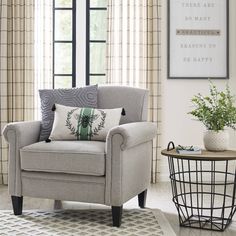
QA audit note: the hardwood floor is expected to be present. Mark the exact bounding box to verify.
[0,182,235,236]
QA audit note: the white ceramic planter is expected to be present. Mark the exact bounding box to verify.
[203,130,229,152]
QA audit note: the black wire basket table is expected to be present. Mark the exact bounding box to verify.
[161,142,236,231]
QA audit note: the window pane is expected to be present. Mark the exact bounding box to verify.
[90,10,107,40]
[54,76,72,88]
[90,75,106,85]
[54,43,72,74]
[90,43,106,74]
[55,10,72,40]
[55,0,72,8]
[90,0,107,8]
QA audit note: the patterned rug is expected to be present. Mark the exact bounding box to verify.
[0,209,176,236]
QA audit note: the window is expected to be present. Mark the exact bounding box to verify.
[53,0,76,88]
[86,0,107,85]
[52,0,107,88]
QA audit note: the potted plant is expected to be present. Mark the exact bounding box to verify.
[189,82,236,151]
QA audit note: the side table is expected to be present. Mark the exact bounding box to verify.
[161,142,236,231]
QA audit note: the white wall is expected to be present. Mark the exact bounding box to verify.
[159,0,236,181]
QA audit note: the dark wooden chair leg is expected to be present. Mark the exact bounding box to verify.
[112,205,123,227]
[54,200,62,210]
[138,189,147,208]
[11,196,23,215]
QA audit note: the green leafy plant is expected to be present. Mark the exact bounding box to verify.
[189,82,236,131]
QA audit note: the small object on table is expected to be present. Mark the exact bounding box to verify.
[176,145,202,154]
[161,141,236,231]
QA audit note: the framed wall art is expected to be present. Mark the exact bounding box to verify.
[168,0,229,79]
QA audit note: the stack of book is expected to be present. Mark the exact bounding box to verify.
[176,145,202,154]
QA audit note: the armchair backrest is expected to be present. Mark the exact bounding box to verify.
[98,86,149,124]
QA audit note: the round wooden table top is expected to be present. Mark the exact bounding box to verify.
[161,149,236,161]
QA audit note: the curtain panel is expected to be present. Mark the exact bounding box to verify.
[34,0,53,119]
[106,0,162,183]
[0,0,35,184]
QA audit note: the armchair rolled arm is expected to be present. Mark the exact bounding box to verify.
[106,122,157,151]
[3,121,41,147]
[2,121,41,196]
[105,122,156,205]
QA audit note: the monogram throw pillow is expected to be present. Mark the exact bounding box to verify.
[49,104,122,141]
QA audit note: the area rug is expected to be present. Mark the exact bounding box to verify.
[0,208,176,236]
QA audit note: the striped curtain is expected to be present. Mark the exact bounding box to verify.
[34,0,53,119]
[0,0,35,184]
[106,0,161,183]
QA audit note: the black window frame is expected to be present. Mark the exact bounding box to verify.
[52,0,107,87]
[52,0,76,88]
[86,1,107,85]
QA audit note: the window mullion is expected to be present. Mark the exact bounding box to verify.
[72,0,76,87]
[53,0,76,88]
[87,1,107,85]
[86,0,90,86]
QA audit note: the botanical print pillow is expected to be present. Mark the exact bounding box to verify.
[49,104,122,141]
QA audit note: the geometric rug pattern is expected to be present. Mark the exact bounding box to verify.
[0,209,176,236]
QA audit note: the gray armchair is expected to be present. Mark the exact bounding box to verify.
[3,86,157,227]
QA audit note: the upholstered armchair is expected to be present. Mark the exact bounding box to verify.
[3,86,157,227]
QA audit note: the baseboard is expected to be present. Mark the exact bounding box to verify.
[157,173,169,182]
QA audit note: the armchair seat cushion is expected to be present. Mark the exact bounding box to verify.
[20,141,105,176]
